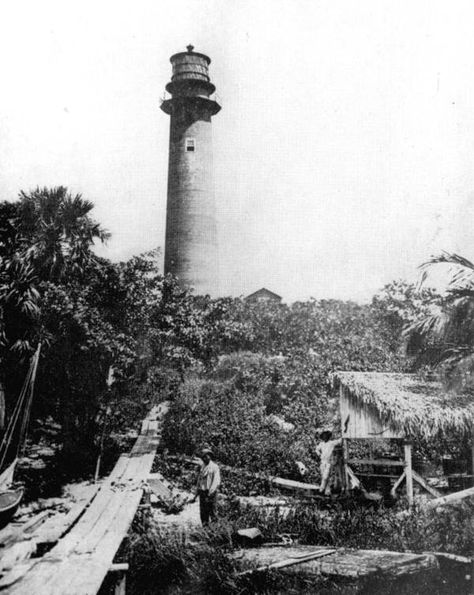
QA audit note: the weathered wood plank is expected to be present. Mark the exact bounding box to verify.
[404,443,414,506]
[233,545,438,579]
[5,402,169,595]
[356,473,401,478]
[237,549,337,576]
[32,484,99,544]
[390,470,406,497]
[0,484,99,583]
[426,485,474,509]
[424,551,472,564]
[411,470,441,498]
[347,458,405,467]
[147,473,173,501]
[0,511,50,549]
[270,477,321,494]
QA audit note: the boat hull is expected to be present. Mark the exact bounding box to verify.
[0,488,24,529]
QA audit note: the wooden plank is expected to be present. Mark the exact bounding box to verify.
[5,402,169,595]
[0,511,50,549]
[339,386,403,439]
[46,489,144,594]
[0,561,37,589]
[471,426,474,480]
[270,477,320,494]
[424,551,472,564]
[404,443,413,507]
[114,573,126,595]
[342,437,349,491]
[31,484,99,545]
[147,474,173,501]
[237,549,337,576]
[345,465,361,489]
[109,563,129,572]
[390,470,406,497]
[347,458,405,467]
[232,545,438,579]
[411,470,441,498]
[356,473,401,478]
[426,485,474,509]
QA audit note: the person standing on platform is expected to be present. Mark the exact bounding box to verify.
[192,447,221,525]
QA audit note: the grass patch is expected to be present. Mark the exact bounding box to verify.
[223,498,474,557]
[120,505,472,595]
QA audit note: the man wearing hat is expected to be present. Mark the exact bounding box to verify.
[192,447,221,525]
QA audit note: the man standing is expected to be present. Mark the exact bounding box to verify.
[193,447,220,525]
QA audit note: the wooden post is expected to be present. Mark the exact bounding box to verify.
[470,429,474,595]
[340,386,350,493]
[471,426,474,480]
[114,573,126,595]
[110,563,128,595]
[342,438,350,492]
[404,441,413,507]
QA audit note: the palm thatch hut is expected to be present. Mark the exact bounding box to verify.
[332,372,474,505]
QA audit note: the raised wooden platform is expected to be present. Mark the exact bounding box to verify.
[232,544,438,579]
[2,402,169,594]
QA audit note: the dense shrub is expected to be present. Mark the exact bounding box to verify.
[162,378,303,477]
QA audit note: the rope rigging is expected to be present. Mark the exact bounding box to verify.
[0,343,41,474]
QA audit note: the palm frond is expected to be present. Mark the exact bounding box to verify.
[419,252,474,293]
[419,252,474,272]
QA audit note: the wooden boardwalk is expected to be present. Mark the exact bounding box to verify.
[3,402,168,594]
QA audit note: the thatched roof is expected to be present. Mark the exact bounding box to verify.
[332,372,474,438]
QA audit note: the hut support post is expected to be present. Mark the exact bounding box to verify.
[404,441,413,507]
[114,574,126,595]
[471,426,474,479]
[342,438,349,492]
[110,563,128,595]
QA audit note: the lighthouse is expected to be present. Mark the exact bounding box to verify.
[161,45,221,295]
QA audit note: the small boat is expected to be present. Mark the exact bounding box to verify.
[0,487,24,530]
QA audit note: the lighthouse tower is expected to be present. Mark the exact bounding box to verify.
[161,45,221,295]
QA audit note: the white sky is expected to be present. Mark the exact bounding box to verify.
[1,0,474,301]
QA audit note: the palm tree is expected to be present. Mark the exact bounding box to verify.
[16,187,110,282]
[0,189,111,460]
[1,188,109,350]
[0,201,41,355]
[407,252,474,390]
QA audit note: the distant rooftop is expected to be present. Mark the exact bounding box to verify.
[245,288,282,303]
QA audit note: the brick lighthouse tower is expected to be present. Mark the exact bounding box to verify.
[161,45,221,295]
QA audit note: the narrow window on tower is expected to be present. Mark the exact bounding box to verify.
[185,138,196,152]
